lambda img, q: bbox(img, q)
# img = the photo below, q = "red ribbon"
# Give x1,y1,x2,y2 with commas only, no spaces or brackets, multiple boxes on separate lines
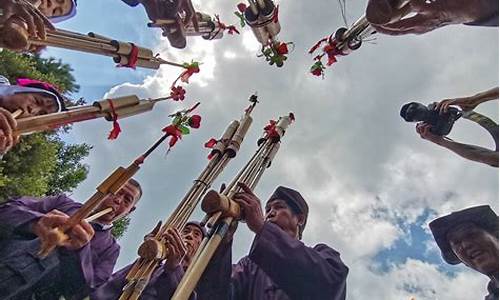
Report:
107,99,122,140
264,120,279,139
309,37,328,54
162,124,182,147
272,5,279,23
118,43,139,69
204,137,218,160
215,15,240,36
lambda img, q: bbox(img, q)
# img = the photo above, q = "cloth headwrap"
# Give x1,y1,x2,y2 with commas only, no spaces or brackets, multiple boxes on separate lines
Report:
267,186,309,239
48,0,78,23
429,205,499,265
185,221,207,238
0,84,65,112
16,78,66,112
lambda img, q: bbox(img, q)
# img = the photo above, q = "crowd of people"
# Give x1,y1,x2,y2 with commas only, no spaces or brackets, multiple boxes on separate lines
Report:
0,0,497,299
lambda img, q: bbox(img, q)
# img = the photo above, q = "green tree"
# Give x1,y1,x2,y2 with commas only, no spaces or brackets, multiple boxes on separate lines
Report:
111,217,130,240
0,50,90,200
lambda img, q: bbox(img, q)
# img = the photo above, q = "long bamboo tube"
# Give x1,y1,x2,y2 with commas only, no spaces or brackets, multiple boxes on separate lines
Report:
37,132,172,258
334,0,411,53
15,95,172,136
0,21,185,70
118,100,258,300
171,113,294,300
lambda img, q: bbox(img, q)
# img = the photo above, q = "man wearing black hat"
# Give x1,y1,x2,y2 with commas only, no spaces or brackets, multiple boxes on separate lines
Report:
198,182,349,300
429,205,499,300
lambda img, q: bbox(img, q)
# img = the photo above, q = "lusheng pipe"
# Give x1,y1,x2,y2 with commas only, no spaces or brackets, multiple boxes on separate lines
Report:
171,113,294,300
37,132,172,258
118,99,258,300
15,95,172,136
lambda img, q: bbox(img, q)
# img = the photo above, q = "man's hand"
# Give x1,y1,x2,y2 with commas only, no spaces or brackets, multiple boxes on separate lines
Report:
233,182,265,234
139,0,197,28
32,209,95,251
436,97,477,114
164,228,187,270
366,0,497,35
0,0,54,40
416,122,444,144
0,108,18,155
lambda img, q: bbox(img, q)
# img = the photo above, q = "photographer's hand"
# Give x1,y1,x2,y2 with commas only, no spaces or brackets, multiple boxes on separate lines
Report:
436,87,499,114
416,123,444,144
416,123,498,167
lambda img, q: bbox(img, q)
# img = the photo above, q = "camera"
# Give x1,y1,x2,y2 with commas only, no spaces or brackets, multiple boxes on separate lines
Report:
400,102,462,136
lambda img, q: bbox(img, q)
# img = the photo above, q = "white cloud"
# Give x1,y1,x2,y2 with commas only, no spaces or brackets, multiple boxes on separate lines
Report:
53,0,499,299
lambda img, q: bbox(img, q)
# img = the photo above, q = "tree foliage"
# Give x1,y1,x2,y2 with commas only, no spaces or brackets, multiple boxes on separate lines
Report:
111,217,131,240
0,50,90,201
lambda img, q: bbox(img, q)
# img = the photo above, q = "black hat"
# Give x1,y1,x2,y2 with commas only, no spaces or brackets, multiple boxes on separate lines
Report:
185,221,207,238
429,205,498,265
267,186,309,239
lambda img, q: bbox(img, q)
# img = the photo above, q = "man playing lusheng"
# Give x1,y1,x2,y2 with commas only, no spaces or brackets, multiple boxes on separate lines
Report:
0,178,142,299
430,205,499,300
92,221,206,299
198,182,349,300
0,75,66,155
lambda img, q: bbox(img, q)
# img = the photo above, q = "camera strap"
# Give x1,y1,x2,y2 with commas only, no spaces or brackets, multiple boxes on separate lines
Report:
461,110,499,151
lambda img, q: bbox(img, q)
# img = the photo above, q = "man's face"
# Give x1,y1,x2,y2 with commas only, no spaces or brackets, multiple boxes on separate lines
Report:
448,223,499,276
181,224,203,261
38,0,73,18
265,199,301,238
0,93,58,117
95,181,141,224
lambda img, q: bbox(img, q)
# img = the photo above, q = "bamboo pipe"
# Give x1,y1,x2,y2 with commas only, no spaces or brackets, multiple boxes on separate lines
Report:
119,102,258,300
15,95,171,136
171,113,292,300
38,132,171,258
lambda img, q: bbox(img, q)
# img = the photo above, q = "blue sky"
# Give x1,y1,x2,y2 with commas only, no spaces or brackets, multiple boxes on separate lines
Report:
39,1,499,299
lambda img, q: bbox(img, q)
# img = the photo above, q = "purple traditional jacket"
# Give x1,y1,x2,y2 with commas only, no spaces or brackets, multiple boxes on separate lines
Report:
0,195,120,291
91,263,188,300
198,222,348,300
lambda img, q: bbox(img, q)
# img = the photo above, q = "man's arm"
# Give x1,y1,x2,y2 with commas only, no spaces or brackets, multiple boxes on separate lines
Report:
417,123,499,167
249,222,348,300
0,195,71,236
437,87,499,113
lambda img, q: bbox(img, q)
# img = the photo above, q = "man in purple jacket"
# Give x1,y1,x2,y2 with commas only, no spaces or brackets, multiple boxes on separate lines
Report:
198,182,349,300
91,221,206,299
0,178,142,299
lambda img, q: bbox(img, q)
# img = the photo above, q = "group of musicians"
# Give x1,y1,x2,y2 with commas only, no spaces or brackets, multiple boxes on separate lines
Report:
0,0,498,299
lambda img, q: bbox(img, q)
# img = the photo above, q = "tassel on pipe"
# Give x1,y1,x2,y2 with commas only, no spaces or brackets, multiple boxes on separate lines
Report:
120,104,259,300
39,133,170,258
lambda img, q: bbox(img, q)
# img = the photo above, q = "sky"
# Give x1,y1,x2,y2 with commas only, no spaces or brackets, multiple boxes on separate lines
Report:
42,1,498,299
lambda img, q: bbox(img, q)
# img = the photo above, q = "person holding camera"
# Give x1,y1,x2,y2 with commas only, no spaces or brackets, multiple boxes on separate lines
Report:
401,87,498,167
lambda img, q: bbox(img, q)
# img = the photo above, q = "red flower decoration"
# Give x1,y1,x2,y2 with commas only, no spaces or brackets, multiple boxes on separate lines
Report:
237,3,247,12
227,26,240,35
264,120,279,139
188,115,202,128
276,42,289,55
180,65,200,83
204,138,218,148
170,86,186,101
162,124,182,147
